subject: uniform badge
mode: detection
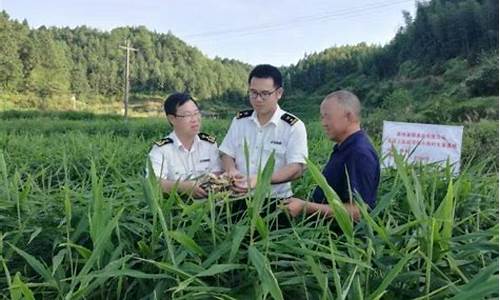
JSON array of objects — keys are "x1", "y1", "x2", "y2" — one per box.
[
  {"x1": 281, "y1": 113, "x2": 298, "y2": 126},
  {"x1": 154, "y1": 137, "x2": 173, "y2": 147},
  {"x1": 198, "y1": 132, "x2": 216, "y2": 144},
  {"x1": 236, "y1": 109, "x2": 253, "y2": 119}
]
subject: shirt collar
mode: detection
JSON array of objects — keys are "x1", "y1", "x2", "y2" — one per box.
[
  {"x1": 168, "y1": 131, "x2": 200, "y2": 152},
  {"x1": 335, "y1": 130, "x2": 363, "y2": 152},
  {"x1": 250, "y1": 105, "x2": 283, "y2": 127}
]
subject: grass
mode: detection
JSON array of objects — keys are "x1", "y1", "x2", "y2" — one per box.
[{"x1": 0, "y1": 112, "x2": 497, "y2": 299}]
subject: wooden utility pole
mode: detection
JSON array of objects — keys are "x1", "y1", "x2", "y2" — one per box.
[{"x1": 119, "y1": 40, "x2": 138, "y2": 120}]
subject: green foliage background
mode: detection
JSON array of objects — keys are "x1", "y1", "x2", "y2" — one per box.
[
  {"x1": 0, "y1": 1, "x2": 498, "y2": 297},
  {"x1": 0, "y1": 112, "x2": 498, "y2": 299}
]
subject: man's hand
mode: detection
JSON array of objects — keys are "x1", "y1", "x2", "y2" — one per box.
[
  {"x1": 283, "y1": 197, "x2": 307, "y2": 217},
  {"x1": 180, "y1": 181, "x2": 208, "y2": 199},
  {"x1": 222, "y1": 169, "x2": 244, "y2": 193},
  {"x1": 233, "y1": 175, "x2": 257, "y2": 192},
  {"x1": 192, "y1": 184, "x2": 208, "y2": 198},
  {"x1": 224, "y1": 167, "x2": 241, "y2": 179},
  {"x1": 344, "y1": 202, "x2": 360, "y2": 222},
  {"x1": 283, "y1": 197, "x2": 360, "y2": 221}
]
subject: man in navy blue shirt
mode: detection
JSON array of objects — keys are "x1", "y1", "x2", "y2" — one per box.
[{"x1": 285, "y1": 90, "x2": 380, "y2": 221}]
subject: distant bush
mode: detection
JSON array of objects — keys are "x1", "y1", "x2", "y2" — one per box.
[
  {"x1": 129, "y1": 93, "x2": 164, "y2": 102},
  {"x1": 421, "y1": 96, "x2": 498, "y2": 123},
  {"x1": 0, "y1": 110, "x2": 123, "y2": 120},
  {"x1": 465, "y1": 53, "x2": 499, "y2": 97},
  {"x1": 462, "y1": 120, "x2": 499, "y2": 164},
  {"x1": 443, "y1": 58, "x2": 470, "y2": 83},
  {"x1": 448, "y1": 97, "x2": 499, "y2": 122},
  {"x1": 381, "y1": 88, "x2": 414, "y2": 112},
  {"x1": 398, "y1": 60, "x2": 423, "y2": 79}
]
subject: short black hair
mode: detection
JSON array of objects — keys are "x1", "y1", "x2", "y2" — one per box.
[
  {"x1": 248, "y1": 64, "x2": 283, "y2": 88},
  {"x1": 163, "y1": 92, "x2": 199, "y2": 117}
]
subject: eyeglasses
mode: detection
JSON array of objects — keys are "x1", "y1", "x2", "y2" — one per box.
[
  {"x1": 248, "y1": 88, "x2": 280, "y2": 100},
  {"x1": 175, "y1": 110, "x2": 201, "y2": 119}
]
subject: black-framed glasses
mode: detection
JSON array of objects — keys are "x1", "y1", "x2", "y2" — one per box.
[
  {"x1": 248, "y1": 88, "x2": 280, "y2": 100},
  {"x1": 174, "y1": 110, "x2": 201, "y2": 119}
]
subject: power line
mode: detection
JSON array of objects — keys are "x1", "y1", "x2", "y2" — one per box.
[
  {"x1": 183, "y1": 0, "x2": 410, "y2": 38},
  {"x1": 193, "y1": 11, "x2": 401, "y2": 44},
  {"x1": 181, "y1": 0, "x2": 414, "y2": 42}
]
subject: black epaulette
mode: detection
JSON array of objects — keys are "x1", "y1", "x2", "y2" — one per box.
[
  {"x1": 236, "y1": 109, "x2": 253, "y2": 119},
  {"x1": 154, "y1": 137, "x2": 173, "y2": 147},
  {"x1": 281, "y1": 113, "x2": 299, "y2": 126},
  {"x1": 198, "y1": 132, "x2": 216, "y2": 144}
]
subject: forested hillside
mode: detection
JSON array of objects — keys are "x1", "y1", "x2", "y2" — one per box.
[
  {"x1": 0, "y1": 0, "x2": 498, "y2": 119},
  {"x1": 283, "y1": 0, "x2": 498, "y2": 121},
  {"x1": 0, "y1": 13, "x2": 250, "y2": 105}
]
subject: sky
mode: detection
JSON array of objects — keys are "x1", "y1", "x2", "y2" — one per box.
[{"x1": 2, "y1": 0, "x2": 417, "y2": 66}]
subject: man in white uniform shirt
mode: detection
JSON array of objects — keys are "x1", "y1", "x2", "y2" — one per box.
[
  {"x1": 149, "y1": 92, "x2": 221, "y2": 198},
  {"x1": 219, "y1": 64, "x2": 308, "y2": 199}
]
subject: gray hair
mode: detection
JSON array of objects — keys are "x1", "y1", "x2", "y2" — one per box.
[{"x1": 324, "y1": 90, "x2": 361, "y2": 120}]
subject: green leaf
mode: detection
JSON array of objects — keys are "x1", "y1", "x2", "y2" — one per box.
[
  {"x1": 250, "y1": 150, "x2": 275, "y2": 243},
  {"x1": 254, "y1": 216, "x2": 268, "y2": 240},
  {"x1": 27, "y1": 227, "x2": 41, "y2": 245},
  {"x1": 87, "y1": 269, "x2": 174, "y2": 280},
  {"x1": 448, "y1": 260, "x2": 499, "y2": 300},
  {"x1": 139, "y1": 258, "x2": 204, "y2": 284},
  {"x1": 433, "y1": 179, "x2": 455, "y2": 249},
  {"x1": 248, "y1": 245, "x2": 283, "y2": 300},
  {"x1": 0, "y1": 151, "x2": 11, "y2": 202},
  {"x1": 368, "y1": 253, "x2": 413, "y2": 300},
  {"x1": 169, "y1": 230, "x2": 206, "y2": 257},
  {"x1": 51, "y1": 249, "x2": 66, "y2": 276},
  {"x1": 8, "y1": 243, "x2": 59, "y2": 290},
  {"x1": 70, "y1": 208, "x2": 123, "y2": 294},
  {"x1": 59, "y1": 242, "x2": 92, "y2": 259},
  {"x1": 203, "y1": 240, "x2": 230, "y2": 268},
  {"x1": 11, "y1": 272, "x2": 35, "y2": 300},
  {"x1": 305, "y1": 157, "x2": 353, "y2": 241},
  {"x1": 340, "y1": 265, "x2": 358, "y2": 300},
  {"x1": 196, "y1": 264, "x2": 245, "y2": 277},
  {"x1": 393, "y1": 150, "x2": 426, "y2": 220},
  {"x1": 306, "y1": 256, "x2": 332, "y2": 300},
  {"x1": 228, "y1": 225, "x2": 248, "y2": 263},
  {"x1": 357, "y1": 201, "x2": 396, "y2": 251},
  {"x1": 141, "y1": 175, "x2": 177, "y2": 266}
]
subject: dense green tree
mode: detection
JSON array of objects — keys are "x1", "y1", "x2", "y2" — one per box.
[
  {"x1": 0, "y1": 13, "x2": 250, "y2": 102},
  {"x1": 0, "y1": 0, "x2": 496, "y2": 110},
  {"x1": 283, "y1": 0, "x2": 498, "y2": 109},
  {"x1": 0, "y1": 12, "x2": 23, "y2": 90},
  {"x1": 26, "y1": 28, "x2": 71, "y2": 99},
  {"x1": 70, "y1": 63, "x2": 90, "y2": 99}
]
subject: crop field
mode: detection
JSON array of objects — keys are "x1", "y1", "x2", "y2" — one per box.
[{"x1": 0, "y1": 111, "x2": 498, "y2": 299}]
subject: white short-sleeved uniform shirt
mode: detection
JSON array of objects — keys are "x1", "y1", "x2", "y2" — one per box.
[
  {"x1": 219, "y1": 105, "x2": 308, "y2": 198},
  {"x1": 148, "y1": 131, "x2": 222, "y2": 181}
]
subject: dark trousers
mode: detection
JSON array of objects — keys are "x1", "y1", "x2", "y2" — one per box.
[{"x1": 230, "y1": 197, "x2": 291, "y2": 229}]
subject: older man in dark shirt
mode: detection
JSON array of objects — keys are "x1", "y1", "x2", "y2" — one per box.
[{"x1": 285, "y1": 90, "x2": 380, "y2": 221}]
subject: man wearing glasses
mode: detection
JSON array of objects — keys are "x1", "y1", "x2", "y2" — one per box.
[
  {"x1": 219, "y1": 64, "x2": 308, "y2": 202},
  {"x1": 148, "y1": 92, "x2": 221, "y2": 198}
]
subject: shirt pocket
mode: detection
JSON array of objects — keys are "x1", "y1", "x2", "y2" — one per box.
[
  {"x1": 235, "y1": 141, "x2": 250, "y2": 161},
  {"x1": 263, "y1": 143, "x2": 286, "y2": 167},
  {"x1": 169, "y1": 164, "x2": 190, "y2": 180},
  {"x1": 196, "y1": 157, "x2": 213, "y2": 173}
]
